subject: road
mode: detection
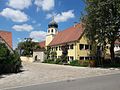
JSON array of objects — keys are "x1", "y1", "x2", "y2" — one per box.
[{"x1": 6, "y1": 73, "x2": 120, "y2": 90}]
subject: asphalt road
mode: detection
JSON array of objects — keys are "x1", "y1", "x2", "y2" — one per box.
[{"x1": 6, "y1": 73, "x2": 120, "y2": 90}]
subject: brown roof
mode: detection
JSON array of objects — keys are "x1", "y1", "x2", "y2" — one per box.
[
  {"x1": 0, "y1": 36, "x2": 14, "y2": 53},
  {"x1": 49, "y1": 23, "x2": 84, "y2": 46},
  {"x1": 39, "y1": 41, "x2": 45, "y2": 48},
  {"x1": 0, "y1": 30, "x2": 12, "y2": 48}
]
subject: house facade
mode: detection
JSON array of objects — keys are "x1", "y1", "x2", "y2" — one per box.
[
  {"x1": 39, "y1": 18, "x2": 93, "y2": 61},
  {"x1": 39, "y1": 18, "x2": 120, "y2": 61}
]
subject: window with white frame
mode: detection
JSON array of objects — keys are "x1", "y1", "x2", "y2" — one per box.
[
  {"x1": 79, "y1": 44, "x2": 84, "y2": 50},
  {"x1": 70, "y1": 56, "x2": 74, "y2": 61},
  {"x1": 59, "y1": 46, "x2": 61, "y2": 50},
  {"x1": 70, "y1": 44, "x2": 74, "y2": 49},
  {"x1": 80, "y1": 57, "x2": 84, "y2": 60},
  {"x1": 85, "y1": 44, "x2": 89, "y2": 50}
]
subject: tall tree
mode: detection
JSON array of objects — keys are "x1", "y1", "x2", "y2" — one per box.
[{"x1": 84, "y1": 0, "x2": 120, "y2": 64}]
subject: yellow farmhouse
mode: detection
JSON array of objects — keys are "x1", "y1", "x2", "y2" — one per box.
[{"x1": 39, "y1": 18, "x2": 94, "y2": 62}]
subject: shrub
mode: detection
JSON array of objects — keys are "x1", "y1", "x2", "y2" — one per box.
[
  {"x1": 55, "y1": 58, "x2": 61, "y2": 64},
  {"x1": 70, "y1": 60, "x2": 80, "y2": 66},
  {"x1": 69, "y1": 60, "x2": 96, "y2": 67},
  {"x1": 79, "y1": 60, "x2": 88, "y2": 67},
  {"x1": 0, "y1": 43, "x2": 22, "y2": 74},
  {"x1": 79, "y1": 60, "x2": 96, "y2": 67},
  {"x1": 42, "y1": 59, "x2": 55, "y2": 64}
]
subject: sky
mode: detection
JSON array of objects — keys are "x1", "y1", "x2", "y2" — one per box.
[{"x1": 0, "y1": 0, "x2": 86, "y2": 49}]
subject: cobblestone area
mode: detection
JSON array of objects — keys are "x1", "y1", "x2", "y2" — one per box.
[{"x1": 0, "y1": 62, "x2": 120, "y2": 89}]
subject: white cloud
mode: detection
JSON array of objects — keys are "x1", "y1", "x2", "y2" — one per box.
[
  {"x1": 34, "y1": 0, "x2": 54, "y2": 11},
  {"x1": 46, "y1": 13, "x2": 53, "y2": 19},
  {"x1": 46, "y1": 10, "x2": 75, "y2": 23},
  {"x1": 12, "y1": 24, "x2": 33, "y2": 31},
  {"x1": 30, "y1": 31, "x2": 46, "y2": 41},
  {"x1": 7, "y1": 0, "x2": 32, "y2": 10},
  {"x1": 0, "y1": 8, "x2": 28, "y2": 22}
]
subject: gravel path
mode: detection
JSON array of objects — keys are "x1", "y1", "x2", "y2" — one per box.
[{"x1": 0, "y1": 62, "x2": 120, "y2": 89}]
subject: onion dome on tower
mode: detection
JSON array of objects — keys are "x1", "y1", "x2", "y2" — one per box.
[{"x1": 48, "y1": 16, "x2": 58, "y2": 28}]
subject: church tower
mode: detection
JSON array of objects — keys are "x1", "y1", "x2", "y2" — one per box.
[{"x1": 45, "y1": 17, "x2": 58, "y2": 46}]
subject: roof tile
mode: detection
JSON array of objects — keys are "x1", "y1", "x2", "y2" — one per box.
[{"x1": 49, "y1": 23, "x2": 84, "y2": 46}]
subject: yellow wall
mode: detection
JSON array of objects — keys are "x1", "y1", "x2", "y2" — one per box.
[
  {"x1": 50, "y1": 34, "x2": 91, "y2": 61},
  {"x1": 46, "y1": 35, "x2": 54, "y2": 46},
  {"x1": 48, "y1": 33, "x2": 110, "y2": 60},
  {"x1": 76, "y1": 35, "x2": 90, "y2": 60}
]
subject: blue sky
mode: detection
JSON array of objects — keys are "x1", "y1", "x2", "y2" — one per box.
[{"x1": 0, "y1": 0, "x2": 85, "y2": 49}]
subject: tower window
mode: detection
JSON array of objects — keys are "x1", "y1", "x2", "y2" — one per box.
[{"x1": 51, "y1": 29, "x2": 53, "y2": 32}]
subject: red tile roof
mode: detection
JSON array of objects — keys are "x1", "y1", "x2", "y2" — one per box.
[
  {"x1": 39, "y1": 41, "x2": 45, "y2": 48},
  {"x1": 0, "y1": 30, "x2": 12, "y2": 48},
  {"x1": 49, "y1": 23, "x2": 84, "y2": 46}
]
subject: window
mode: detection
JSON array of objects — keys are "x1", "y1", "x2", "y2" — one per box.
[
  {"x1": 67, "y1": 45, "x2": 69, "y2": 49},
  {"x1": 90, "y1": 57, "x2": 93, "y2": 60},
  {"x1": 51, "y1": 48, "x2": 53, "y2": 51},
  {"x1": 85, "y1": 57, "x2": 89, "y2": 60},
  {"x1": 70, "y1": 56, "x2": 74, "y2": 60},
  {"x1": 70, "y1": 44, "x2": 74, "y2": 49},
  {"x1": 79, "y1": 44, "x2": 84, "y2": 50},
  {"x1": 106, "y1": 46, "x2": 109, "y2": 49},
  {"x1": 90, "y1": 45, "x2": 92, "y2": 50},
  {"x1": 80, "y1": 57, "x2": 84, "y2": 60},
  {"x1": 56, "y1": 47, "x2": 58, "y2": 51},
  {"x1": 85, "y1": 45, "x2": 89, "y2": 50},
  {"x1": 59, "y1": 46, "x2": 61, "y2": 50},
  {"x1": 51, "y1": 29, "x2": 53, "y2": 32}
]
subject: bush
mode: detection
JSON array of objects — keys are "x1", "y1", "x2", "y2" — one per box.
[
  {"x1": 89, "y1": 60, "x2": 96, "y2": 67},
  {"x1": 42, "y1": 59, "x2": 55, "y2": 64},
  {"x1": 0, "y1": 43, "x2": 22, "y2": 74},
  {"x1": 55, "y1": 58, "x2": 61, "y2": 64},
  {"x1": 79, "y1": 60, "x2": 96, "y2": 67},
  {"x1": 69, "y1": 60, "x2": 96, "y2": 67},
  {"x1": 70, "y1": 60, "x2": 80, "y2": 66}
]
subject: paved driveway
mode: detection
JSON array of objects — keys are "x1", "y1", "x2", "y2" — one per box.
[{"x1": 0, "y1": 62, "x2": 120, "y2": 89}]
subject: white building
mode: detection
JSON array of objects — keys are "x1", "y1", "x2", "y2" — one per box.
[{"x1": 114, "y1": 40, "x2": 120, "y2": 52}]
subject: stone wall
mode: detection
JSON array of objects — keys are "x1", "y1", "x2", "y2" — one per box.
[
  {"x1": 33, "y1": 51, "x2": 44, "y2": 62},
  {"x1": 20, "y1": 56, "x2": 34, "y2": 63}
]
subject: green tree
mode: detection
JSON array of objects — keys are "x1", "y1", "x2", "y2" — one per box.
[
  {"x1": 61, "y1": 44, "x2": 69, "y2": 63},
  {"x1": 83, "y1": 0, "x2": 120, "y2": 64},
  {"x1": 51, "y1": 51, "x2": 57, "y2": 60},
  {"x1": 44, "y1": 46, "x2": 51, "y2": 59},
  {"x1": 17, "y1": 38, "x2": 41, "y2": 56},
  {"x1": 0, "y1": 43, "x2": 22, "y2": 74}
]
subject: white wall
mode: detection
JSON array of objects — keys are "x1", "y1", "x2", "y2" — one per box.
[
  {"x1": 33, "y1": 51, "x2": 44, "y2": 62},
  {"x1": 114, "y1": 44, "x2": 120, "y2": 52}
]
